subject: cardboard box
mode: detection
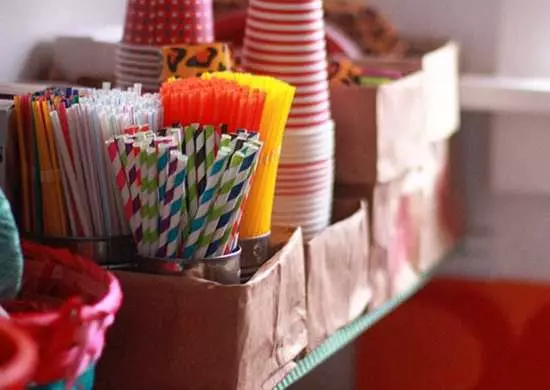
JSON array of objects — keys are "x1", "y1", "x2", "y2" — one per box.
[
  {"x1": 95, "y1": 228, "x2": 307, "y2": 390},
  {"x1": 333, "y1": 138, "x2": 464, "y2": 307},
  {"x1": 362, "y1": 39, "x2": 460, "y2": 142},
  {"x1": 331, "y1": 69, "x2": 428, "y2": 185},
  {"x1": 305, "y1": 201, "x2": 371, "y2": 349}
]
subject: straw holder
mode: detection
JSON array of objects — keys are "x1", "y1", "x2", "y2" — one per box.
[
  {"x1": 239, "y1": 232, "x2": 270, "y2": 282},
  {"x1": 28, "y1": 235, "x2": 136, "y2": 268},
  {"x1": 137, "y1": 246, "x2": 242, "y2": 285}
]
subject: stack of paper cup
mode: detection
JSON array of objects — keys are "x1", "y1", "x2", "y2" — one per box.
[
  {"x1": 242, "y1": 0, "x2": 334, "y2": 240},
  {"x1": 117, "y1": 0, "x2": 215, "y2": 91}
]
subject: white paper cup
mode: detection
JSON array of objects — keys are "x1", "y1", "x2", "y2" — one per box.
[
  {"x1": 117, "y1": 53, "x2": 162, "y2": 66},
  {"x1": 244, "y1": 58, "x2": 327, "y2": 73},
  {"x1": 277, "y1": 170, "x2": 333, "y2": 183},
  {"x1": 290, "y1": 81, "x2": 329, "y2": 94},
  {"x1": 280, "y1": 142, "x2": 333, "y2": 163},
  {"x1": 280, "y1": 70, "x2": 328, "y2": 84},
  {"x1": 116, "y1": 64, "x2": 161, "y2": 77},
  {"x1": 249, "y1": 0, "x2": 322, "y2": 11},
  {"x1": 245, "y1": 27, "x2": 325, "y2": 42},
  {"x1": 273, "y1": 197, "x2": 332, "y2": 215},
  {"x1": 287, "y1": 111, "x2": 331, "y2": 127},
  {"x1": 247, "y1": 7, "x2": 324, "y2": 22},
  {"x1": 242, "y1": 48, "x2": 327, "y2": 63},
  {"x1": 288, "y1": 111, "x2": 333, "y2": 127},
  {"x1": 116, "y1": 56, "x2": 162, "y2": 69},
  {"x1": 290, "y1": 101, "x2": 330, "y2": 115},
  {"x1": 273, "y1": 204, "x2": 331, "y2": 225},
  {"x1": 293, "y1": 90, "x2": 330, "y2": 104},
  {"x1": 274, "y1": 193, "x2": 332, "y2": 211},
  {"x1": 277, "y1": 161, "x2": 333, "y2": 175},
  {"x1": 281, "y1": 134, "x2": 334, "y2": 155},
  {"x1": 246, "y1": 18, "x2": 324, "y2": 33},
  {"x1": 115, "y1": 70, "x2": 161, "y2": 82},
  {"x1": 282, "y1": 119, "x2": 334, "y2": 136},
  {"x1": 119, "y1": 43, "x2": 162, "y2": 54},
  {"x1": 244, "y1": 38, "x2": 326, "y2": 52}
]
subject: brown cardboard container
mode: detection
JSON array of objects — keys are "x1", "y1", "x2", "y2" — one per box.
[
  {"x1": 333, "y1": 138, "x2": 464, "y2": 307},
  {"x1": 95, "y1": 228, "x2": 307, "y2": 390},
  {"x1": 331, "y1": 68, "x2": 428, "y2": 185},
  {"x1": 415, "y1": 139, "x2": 465, "y2": 271},
  {"x1": 305, "y1": 201, "x2": 371, "y2": 350},
  {"x1": 362, "y1": 39, "x2": 460, "y2": 142}
]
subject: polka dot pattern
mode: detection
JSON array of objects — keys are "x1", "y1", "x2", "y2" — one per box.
[{"x1": 123, "y1": 0, "x2": 214, "y2": 46}]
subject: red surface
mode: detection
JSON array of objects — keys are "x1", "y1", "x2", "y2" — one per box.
[{"x1": 357, "y1": 278, "x2": 550, "y2": 390}]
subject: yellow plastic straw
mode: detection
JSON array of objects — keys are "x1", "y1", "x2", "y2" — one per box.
[{"x1": 202, "y1": 72, "x2": 295, "y2": 238}]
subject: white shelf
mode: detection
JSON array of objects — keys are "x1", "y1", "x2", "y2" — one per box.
[{"x1": 460, "y1": 74, "x2": 550, "y2": 115}]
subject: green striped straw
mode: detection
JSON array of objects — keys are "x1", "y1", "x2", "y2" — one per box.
[
  {"x1": 204, "y1": 125, "x2": 216, "y2": 175},
  {"x1": 206, "y1": 144, "x2": 260, "y2": 257},
  {"x1": 140, "y1": 146, "x2": 159, "y2": 256},
  {"x1": 181, "y1": 146, "x2": 231, "y2": 260},
  {"x1": 195, "y1": 150, "x2": 244, "y2": 259}
]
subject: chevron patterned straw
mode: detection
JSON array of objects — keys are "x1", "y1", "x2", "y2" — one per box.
[
  {"x1": 113, "y1": 136, "x2": 143, "y2": 244},
  {"x1": 124, "y1": 139, "x2": 144, "y2": 248},
  {"x1": 106, "y1": 139, "x2": 132, "y2": 223},
  {"x1": 182, "y1": 146, "x2": 231, "y2": 260},
  {"x1": 195, "y1": 150, "x2": 244, "y2": 259},
  {"x1": 184, "y1": 124, "x2": 198, "y2": 219},
  {"x1": 206, "y1": 144, "x2": 259, "y2": 257},
  {"x1": 157, "y1": 151, "x2": 188, "y2": 258}
]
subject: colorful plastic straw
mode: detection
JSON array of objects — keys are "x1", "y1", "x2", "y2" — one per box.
[{"x1": 12, "y1": 84, "x2": 163, "y2": 238}]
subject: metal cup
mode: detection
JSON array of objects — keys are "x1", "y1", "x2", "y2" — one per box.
[
  {"x1": 239, "y1": 233, "x2": 270, "y2": 282},
  {"x1": 137, "y1": 247, "x2": 242, "y2": 285},
  {"x1": 27, "y1": 235, "x2": 136, "y2": 267}
]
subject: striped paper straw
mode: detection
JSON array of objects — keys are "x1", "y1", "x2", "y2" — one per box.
[
  {"x1": 182, "y1": 146, "x2": 231, "y2": 260},
  {"x1": 206, "y1": 144, "x2": 259, "y2": 257},
  {"x1": 106, "y1": 139, "x2": 136, "y2": 238},
  {"x1": 157, "y1": 151, "x2": 188, "y2": 258},
  {"x1": 226, "y1": 140, "x2": 263, "y2": 253},
  {"x1": 195, "y1": 150, "x2": 244, "y2": 259},
  {"x1": 195, "y1": 126, "x2": 207, "y2": 196},
  {"x1": 203, "y1": 125, "x2": 216, "y2": 181},
  {"x1": 139, "y1": 146, "x2": 159, "y2": 256},
  {"x1": 184, "y1": 124, "x2": 198, "y2": 219},
  {"x1": 122, "y1": 139, "x2": 143, "y2": 246}
]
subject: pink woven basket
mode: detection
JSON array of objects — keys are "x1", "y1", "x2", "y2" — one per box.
[{"x1": 2, "y1": 240, "x2": 123, "y2": 386}]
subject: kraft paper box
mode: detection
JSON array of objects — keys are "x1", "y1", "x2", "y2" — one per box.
[
  {"x1": 415, "y1": 139, "x2": 465, "y2": 271},
  {"x1": 363, "y1": 39, "x2": 460, "y2": 142},
  {"x1": 331, "y1": 68, "x2": 428, "y2": 185},
  {"x1": 333, "y1": 138, "x2": 464, "y2": 307},
  {"x1": 95, "y1": 228, "x2": 307, "y2": 390},
  {"x1": 305, "y1": 201, "x2": 371, "y2": 350},
  {"x1": 333, "y1": 173, "x2": 428, "y2": 307}
]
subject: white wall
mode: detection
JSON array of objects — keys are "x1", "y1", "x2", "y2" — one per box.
[
  {"x1": 0, "y1": 0, "x2": 125, "y2": 81},
  {"x1": 492, "y1": 0, "x2": 550, "y2": 194},
  {"x1": 376, "y1": 0, "x2": 550, "y2": 196}
]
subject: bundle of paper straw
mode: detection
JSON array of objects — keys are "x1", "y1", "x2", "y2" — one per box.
[
  {"x1": 161, "y1": 72, "x2": 295, "y2": 243},
  {"x1": 12, "y1": 84, "x2": 163, "y2": 237},
  {"x1": 106, "y1": 126, "x2": 262, "y2": 259}
]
